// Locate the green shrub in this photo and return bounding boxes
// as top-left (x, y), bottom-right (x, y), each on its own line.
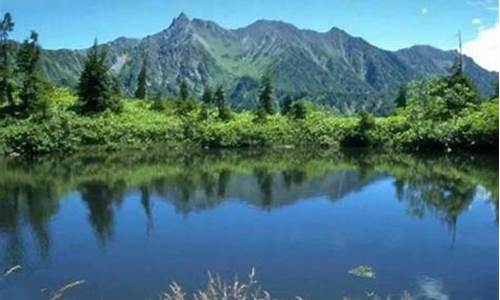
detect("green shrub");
top-left (0, 85), bottom-right (497, 156)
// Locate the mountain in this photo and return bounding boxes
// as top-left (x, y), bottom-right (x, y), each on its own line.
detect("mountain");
top-left (40, 13), bottom-right (498, 114)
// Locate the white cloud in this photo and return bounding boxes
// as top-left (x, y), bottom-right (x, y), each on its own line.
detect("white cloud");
top-left (463, 23), bottom-right (499, 71)
top-left (472, 18), bottom-right (482, 25)
top-left (421, 7), bottom-right (428, 15)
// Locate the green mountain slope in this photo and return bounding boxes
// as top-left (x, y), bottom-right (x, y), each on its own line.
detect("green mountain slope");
top-left (40, 13), bottom-right (498, 113)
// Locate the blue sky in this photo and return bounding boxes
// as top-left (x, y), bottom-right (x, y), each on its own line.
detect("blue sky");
top-left (1, 0), bottom-right (499, 69)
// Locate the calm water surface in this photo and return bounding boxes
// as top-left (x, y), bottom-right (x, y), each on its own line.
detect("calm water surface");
top-left (0, 150), bottom-right (498, 300)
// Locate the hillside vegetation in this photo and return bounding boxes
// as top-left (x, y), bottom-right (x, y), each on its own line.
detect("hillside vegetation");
top-left (0, 81), bottom-right (497, 156)
top-left (0, 12), bottom-right (498, 156)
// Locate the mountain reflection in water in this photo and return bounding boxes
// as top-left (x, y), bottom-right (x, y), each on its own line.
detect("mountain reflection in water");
top-left (0, 149), bottom-right (498, 300)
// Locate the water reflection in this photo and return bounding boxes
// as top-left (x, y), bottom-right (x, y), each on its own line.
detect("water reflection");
top-left (0, 149), bottom-right (498, 266)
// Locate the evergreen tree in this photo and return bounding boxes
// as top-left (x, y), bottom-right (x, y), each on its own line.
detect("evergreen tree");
top-left (77, 40), bottom-right (121, 113)
top-left (0, 12), bottom-right (16, 107)
top-left (17, 31), bottom-right (47, 113)
top-left (179, 80), bottom-right (189, 101)
top-left (151, 91), bottom-right (165, 111)
top-left (214, 85), bottom-right (230, 121)
top-left (134, 56), bottom-right (147, 99)
top-left (355, 111), bottom-right (375, 146)
top-left (202, 85), bottom-right (214, 105)
top-left (492, 79), bottom-right (499, 100)
top-left (258, 75), bottom-right (275, 116)
top-left (444, 58), bottom-right (479, 109)
top-left (112, 76), bottom-right (122, 98)
top-left (289, 101), bottom-right (307, 120)
top-left (395, 84), bottom-right (407, 108)
top-left (281, 95), bottom-right (293, 115)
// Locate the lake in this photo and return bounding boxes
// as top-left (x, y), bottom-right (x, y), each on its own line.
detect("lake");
top-left (0, 149), bottom-right (498, 300)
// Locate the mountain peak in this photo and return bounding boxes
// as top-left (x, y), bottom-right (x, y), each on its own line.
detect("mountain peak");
top-left (41, 14), bottom-right (497, 112)
top-left (170, 12), bottom-right (190, 28)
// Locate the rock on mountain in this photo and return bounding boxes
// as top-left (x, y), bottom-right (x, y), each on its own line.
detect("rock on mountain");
top-left (40, 13), bottom-right (498, 114)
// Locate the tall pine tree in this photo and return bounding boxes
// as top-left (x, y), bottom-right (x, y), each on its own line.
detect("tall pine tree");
top-left (17, 31), bottom-right (47, 113)
top-left (135, 56), bottom-right (147, 99)
top-left (179, 80), bottom-right (189, 101)
top-left (258, 75), bottom-right (275, 116)
top-left (0, 13), bottom-right (15, 107)
top-left (202, 85), bottom-right (214, 105)
top-left (77, 40), bottom-right (121, 113)
top-left (395, 84), bottom-right (407, 108)
top-left (215, 85), bottom-right (230, 121)
top-left (281, 95), bottom-right (293, 115)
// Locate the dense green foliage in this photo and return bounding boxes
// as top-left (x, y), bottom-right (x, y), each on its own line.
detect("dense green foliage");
top-left (77, 40), bottom-right (122, 113)
top-left (0, 79), bottom-right (497, 156)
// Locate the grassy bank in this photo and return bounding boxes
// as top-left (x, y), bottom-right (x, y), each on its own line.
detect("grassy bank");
top-left (0, 87), bottom-right (497, 156)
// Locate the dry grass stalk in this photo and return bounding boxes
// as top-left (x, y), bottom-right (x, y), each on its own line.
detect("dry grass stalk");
top-left (3, 265), bottom-right (22, 278)
top-left (162, 269), bottom-right (415, 300)
top-left (49, 279), bottom-right (86, 300)
top-left (162, 268), bottom-right (272, 300)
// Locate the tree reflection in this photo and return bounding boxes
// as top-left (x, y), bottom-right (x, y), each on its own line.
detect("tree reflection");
top-left (282, 169), bottom-right (307, 190)
top-left (217, 169), bottom-right (231, 198)
top-left (253, 167), bottom-right (274, 208)
top-left (140, 185), bottom-right (154, 235)
top-left (79, 180), bottom-right (127, 244)
top-left (0, 176), bottom-right (59, 265)
top-left (0, 149), bottom-right (497, 261)
top-left (390, 158), bottom-right (484, 230)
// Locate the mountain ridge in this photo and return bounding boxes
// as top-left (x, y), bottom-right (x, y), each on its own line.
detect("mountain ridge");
top-left (40, 13), bottom-right (498, 113)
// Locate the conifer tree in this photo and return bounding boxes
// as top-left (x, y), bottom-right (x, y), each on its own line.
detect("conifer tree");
top-left (0, 13), bottom-right (15, 107)
top-left (135, 56), bottom-right (147, 99)
top-left (17, 31), bottom-right (46, 113)
top-left (179, 80), bottom-right (189, 101)
top-left (258, 75), bottom-right (275, 116)
top-left (215, 85), bottom-right (230, 121)
top-left (77, 40), bottom-right (121, 113)
top-left (202, 85), bottom-right (214, 105)
top-left (395, 84), bottom-right (407, 108)
top-left (281, 95), bottom-right (293, 115)
top-left (290, 101), bottom-right (307, 120)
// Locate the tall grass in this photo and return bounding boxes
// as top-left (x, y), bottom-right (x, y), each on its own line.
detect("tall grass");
top-left (162, 269), bottom-right (272, 300)
top-left (161, 269), bottom-right (415, 300)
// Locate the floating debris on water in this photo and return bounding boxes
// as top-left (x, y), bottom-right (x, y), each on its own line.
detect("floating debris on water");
top-left (348, 265), bottom-right (376, 279)
top-left (3, 265), bottom-right (22, 278)
top-left (49, 280), bottom-right (86, 300)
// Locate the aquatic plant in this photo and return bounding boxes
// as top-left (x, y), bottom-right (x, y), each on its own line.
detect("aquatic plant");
top-left (348, 265), bottom-right (376, 279)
